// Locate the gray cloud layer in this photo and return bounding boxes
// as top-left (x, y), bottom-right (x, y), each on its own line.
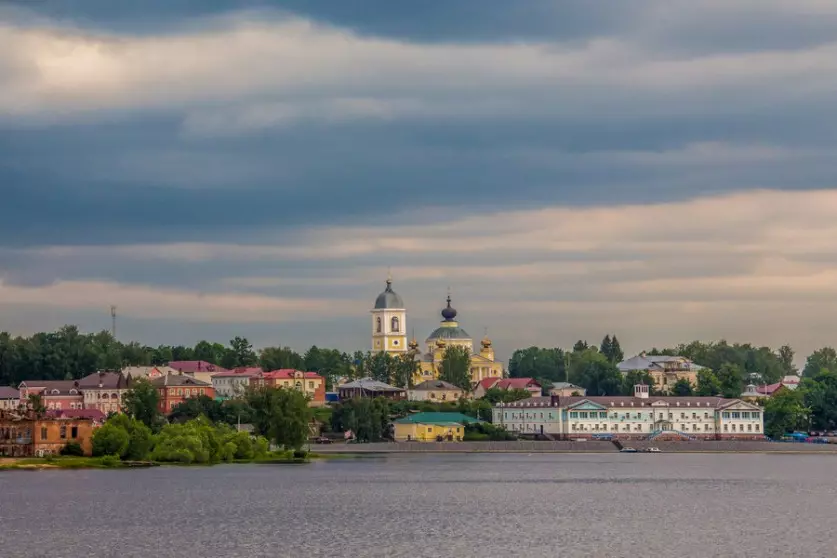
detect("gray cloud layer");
top-left (2, 2), bottom-right (836, 363)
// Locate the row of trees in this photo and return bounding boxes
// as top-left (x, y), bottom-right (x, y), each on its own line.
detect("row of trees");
top-left (119, 379), bottom-right (312, 451)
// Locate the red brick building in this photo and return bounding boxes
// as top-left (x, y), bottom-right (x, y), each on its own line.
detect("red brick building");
top-left (251, 370), bottom-right (326, 406)
top-left (151, 373), bottom-right (215, 414)
top-left (0, 409), bottom-right (102, 457)
top-left (18, 380), bottom-right (85, 411)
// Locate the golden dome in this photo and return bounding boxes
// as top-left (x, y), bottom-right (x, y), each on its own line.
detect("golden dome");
top-left (408, 338), bottom-right (419, 351)
top-left (435, 339), bottom-right (447, 349)
top-left (481, 336), bottom-right (492, 348)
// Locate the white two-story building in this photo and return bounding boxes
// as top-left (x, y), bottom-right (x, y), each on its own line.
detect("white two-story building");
top-left (492, 385), bottom-right (764, 440)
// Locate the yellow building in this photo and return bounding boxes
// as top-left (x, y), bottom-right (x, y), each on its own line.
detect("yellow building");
top-left (411, 295), bottom-right (504, 386)
top-left (369, 280), bottom-right (504, 386)
top-left (393, 412), bottom-right (481, 442)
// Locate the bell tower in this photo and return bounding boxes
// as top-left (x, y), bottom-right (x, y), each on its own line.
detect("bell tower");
top-left (370, 273), bottom-right (408, 354)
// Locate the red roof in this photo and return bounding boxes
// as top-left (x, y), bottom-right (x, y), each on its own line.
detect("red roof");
top-left (494, 378), bottom-right (541, 390)
top-left (167, 361), bottom-right (228, 374)
top-left (756, 382), bottom-right (784, 395)
top-left (477, 378), bottom-right (500, 390)
top-left (262, 369), bottom-right (323, 379)
top-left (45, 409), bottom-right (107, 421)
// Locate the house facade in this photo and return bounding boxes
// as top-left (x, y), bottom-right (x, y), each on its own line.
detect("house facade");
top-left (150, 374), bottom-right (214, 413)
top-left (250, 370), bottom-right (326, 406)
top-left (167, 361), bottom-right (228, 384)
top-left (0, 410), bottom-right (99, 457)
top-left (408, 380), bottom-right (465, 403)
top-left (337, 378), bottom-right (406, 400)
top-left (617, 353), bottom-right (704, 392)
top-left (492, 385), bottom-right (764, 440)
top-left (18, 381), bottom-right (85, 411)
top-left (473, 378), bottom-right (542, 399)
top-left (549, 382), bottom-right (586, 397)
top-left (78, 372), bottom-right (131, 414)
top-left (393, 412), bottom-right (481, 442)
top-left (0, 387), bottom-right (20, 410)
top-left (212, 367), bottom-right (263, 399)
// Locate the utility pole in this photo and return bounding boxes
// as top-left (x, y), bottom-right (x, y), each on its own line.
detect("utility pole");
top-left (110, 305), bottom-right (117, 339)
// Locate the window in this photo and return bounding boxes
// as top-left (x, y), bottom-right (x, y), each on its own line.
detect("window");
top-left (747, 424), bottom-right (752, 432)
top-left (60, 426), bottom-right (67, 439)
top-left (724, 424), bottom-right (728, 432)
top-left (742, 412), bottom-right (750, 419)
top-left (71, 426), bottom-right (78, 439)
top-left (391, 316), bottom-right (400, 332)
top-left (704, 412), bottom-right (709, 419)
top-left (427, 427), bottom-right (432, 433)
top-left (722, 412), bottom-right (730, 419)
top-left (732, 412), bottom-right (741, 419)
top-left (41, 427), bottom-right (48, 440)
top-left (681, 412), bottom-right (686, 419)
top-left (376, 317), bottom-right (382, 333)
top-left (308, 381), bottom-right (314, 389)
top-left (752, 412), bottom-right (760, 420)
top-left (755, 424), bottom-right (760, 432)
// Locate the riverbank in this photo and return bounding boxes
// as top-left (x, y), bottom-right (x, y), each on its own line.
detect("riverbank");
top-left (312, 440), bottom-right (837, 454)
top-left (0, 452), bottom-right (320, 470)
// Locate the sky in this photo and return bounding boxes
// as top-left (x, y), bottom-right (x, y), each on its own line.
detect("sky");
top-left (2, 0), bottom-right (837, 364)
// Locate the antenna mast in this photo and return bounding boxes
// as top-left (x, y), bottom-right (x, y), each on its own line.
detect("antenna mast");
top-left (110, 305), bottom-right (117, 338)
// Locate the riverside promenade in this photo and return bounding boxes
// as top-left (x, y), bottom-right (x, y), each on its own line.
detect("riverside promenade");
top-left (314, 440), bottom-right (837, 454)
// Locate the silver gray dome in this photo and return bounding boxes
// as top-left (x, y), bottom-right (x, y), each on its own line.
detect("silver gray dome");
top-left (374, 279), bottom-right (405, 309)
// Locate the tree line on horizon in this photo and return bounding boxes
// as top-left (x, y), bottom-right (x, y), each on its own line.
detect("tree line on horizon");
top-left (3, 324), bottom-right (837, 395)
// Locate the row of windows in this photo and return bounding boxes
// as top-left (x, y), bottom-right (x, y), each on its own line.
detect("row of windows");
top-left (160, 388), bottom-right (207, 397)
top-left (376, 316), bottom-right (401, 333)
top-left (41, 426), bottom-right (79, 440)
top-left (722, 411), bottom-right (761, 419)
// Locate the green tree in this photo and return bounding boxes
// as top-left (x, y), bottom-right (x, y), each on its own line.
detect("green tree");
top-left (507, 347), bottom-right (567, 383)
top-left (572, 340), bottom-right (589, 353)
top-left (331, 397), bottom-right (391, 442)
top-left (438, 345), bottom-right (472, 390)
top-left (600, 335), bottom-right (613, 361)
top-left (569, 349), bottom-right (622, 396)
top-left (610, 335), bottom-right (624, 364)
top-left (259, 346), bottom-right (304, 371)
top-left (482, 388), bottom-right (532, 405)
top-left (764, 389), bottom-right (808, 438)
top-left (777, 345), bottom-right (796, 375)
top-left (222, 337), bottom-right (257, 369)
top-left (671, 378), bottom-right (694, 396)
top-left (92, 421), bottom-right (130, 457)
top-left (621, 370), bottom-right (656, 395)
top-left (122, 378), bottom-right (163, 431)
top-left (246, 387), bottom-right (311, 450)
top-left (717, 363), bottom-right (745, 398)
top-left (803, 347), bottom-right (837, 377)
top-left (193, 340), bottom-right (220, 364)
top-left (695, 369), bottom-right (722, 396)
top-left (801, 371), bottom-right (837, 431)
top-left (392, 353), bottom-right (419, 389)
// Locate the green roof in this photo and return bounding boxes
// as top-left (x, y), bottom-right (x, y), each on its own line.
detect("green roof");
top-left (394, 412), bottom-right (482, 426)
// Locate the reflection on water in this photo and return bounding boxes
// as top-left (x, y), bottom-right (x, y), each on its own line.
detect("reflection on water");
top-left (0, 453), bottom-right (834, 557)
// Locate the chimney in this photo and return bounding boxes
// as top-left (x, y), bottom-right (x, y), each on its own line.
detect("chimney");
top-left (98, 370), bottom-right (104, 388)
top-left (198, 361), bottom-right (202, 371)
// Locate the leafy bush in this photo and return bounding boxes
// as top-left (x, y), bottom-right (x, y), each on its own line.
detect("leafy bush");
top-left (60, 442), bottom-right (85, 456)
top-left (92, 414), bottom-right (153, 459)
top-left (292, 449), bottom-right (308, 460)
top-left (150, 417), bottom-right (265, 464)
top-left (92, 422), bottom-right (130, 457)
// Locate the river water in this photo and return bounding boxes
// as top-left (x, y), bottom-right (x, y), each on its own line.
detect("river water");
top-left (0, 453), bottom-right (835, 557)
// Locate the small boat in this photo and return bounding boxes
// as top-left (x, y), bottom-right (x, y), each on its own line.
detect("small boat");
top-left (644, 447), bottom-right (661, 453)
top-left (620, 447), bottom-right (638, 453)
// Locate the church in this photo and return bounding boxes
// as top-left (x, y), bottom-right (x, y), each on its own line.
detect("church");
top-left (370, 277), bottom-right (504, 386)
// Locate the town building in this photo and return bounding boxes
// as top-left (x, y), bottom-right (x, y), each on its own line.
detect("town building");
top-left (492, 385), bottom-right (764, 440)
top-left (0, 387), bottom-right (20, 410)
top-left (473, 378), bottom-right (542, 399)
top-left (0, 409), bottom-right (100, 457)
top-left (212, 367), bottom-right (263, 399)
top-left (393, 412), bottom-right (481, 442)
top-left (150, 374), bottom-right (214, 414)
top-left (549, 382), bottom-right (586, 397)
top-left (369, 278), bottom-right (504, 386)
top-left (18, 380), bottom-right (84, 411)
top-left (121, 366), bottom-right (180, 380)
top-left (167, 361), bottom-right (228, 384)
top-left (78, 371), bottom-right (131, 414)
top-left (408, 380), bottom-right (465, 403)
top-left (617, 352), bottom-right (705, 392)
top-left (337, 378), bottom-right (406, 400)
top-left (250, 369), bottom-right (326, 406)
